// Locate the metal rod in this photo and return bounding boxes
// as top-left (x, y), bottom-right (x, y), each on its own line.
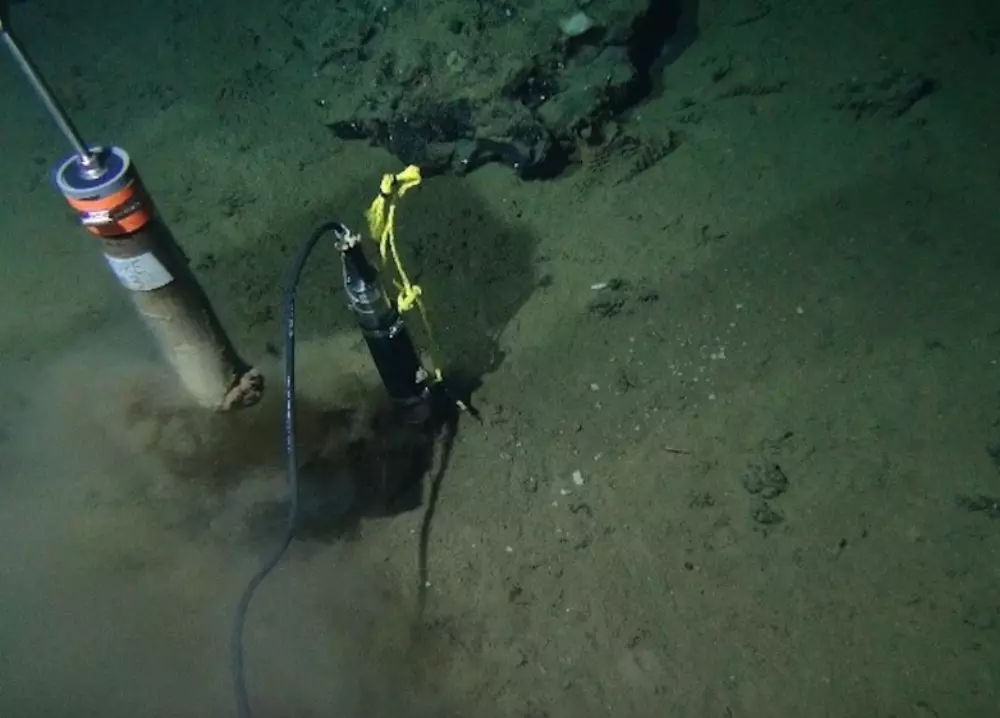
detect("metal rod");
top-left (0, 27), bottom-right (98, 170)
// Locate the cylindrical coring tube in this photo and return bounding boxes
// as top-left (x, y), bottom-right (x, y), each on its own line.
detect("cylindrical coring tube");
top-left (342, 243), bottom-right (431, 423)
top-left (55, 147), bottom-right (263, 411)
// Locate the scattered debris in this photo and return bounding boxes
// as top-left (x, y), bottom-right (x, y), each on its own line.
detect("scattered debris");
top-left (750, 497), bottom-right (783, 525)
top-left (741, 460), bottom-right (789, 499)
top-left (955, 494), bottom-right (1000, 519)
top-left (740, 460), bottom-right (790, 526)
top-left (574, 129), bottom-right (678, 194)
top-left (586, 278), bottom-right (660, 319)
top-left (832, 69), bottom-right (937, 119)
top-left (688, 490), bottom-right (715, 509)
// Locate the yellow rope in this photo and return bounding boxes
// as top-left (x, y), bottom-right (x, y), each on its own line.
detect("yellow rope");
top-left (364, 165), bottom-right (444, 382)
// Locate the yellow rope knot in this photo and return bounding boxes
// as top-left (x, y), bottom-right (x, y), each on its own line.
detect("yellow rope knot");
top-left (397, 284), bottom-right (422, 313)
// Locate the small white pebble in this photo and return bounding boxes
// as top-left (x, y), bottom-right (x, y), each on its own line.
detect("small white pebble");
top-left (589, 383), bottom-right (600, 391)
top-left (591, 282), bottom-right (609, 290)
top-left (572, 470), bottom-right (585, 486)
top-left (505, 546), bottom-right (513, 553)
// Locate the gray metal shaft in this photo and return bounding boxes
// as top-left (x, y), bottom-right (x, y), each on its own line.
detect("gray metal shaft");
top-left (1, 28), bottom-right (97, 168)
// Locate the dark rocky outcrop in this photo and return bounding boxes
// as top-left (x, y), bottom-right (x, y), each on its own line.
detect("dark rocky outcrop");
top-left (284, 0), bottom-right (685, 178)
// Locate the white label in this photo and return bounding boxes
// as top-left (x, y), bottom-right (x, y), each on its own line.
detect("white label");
top-left (81, 209), bottom-right (112, 226)
top-left (104, 252), bottom-right (174, 291)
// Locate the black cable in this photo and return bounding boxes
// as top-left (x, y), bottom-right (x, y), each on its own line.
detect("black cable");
top-left (229, 220), bottom-right (348, 718)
